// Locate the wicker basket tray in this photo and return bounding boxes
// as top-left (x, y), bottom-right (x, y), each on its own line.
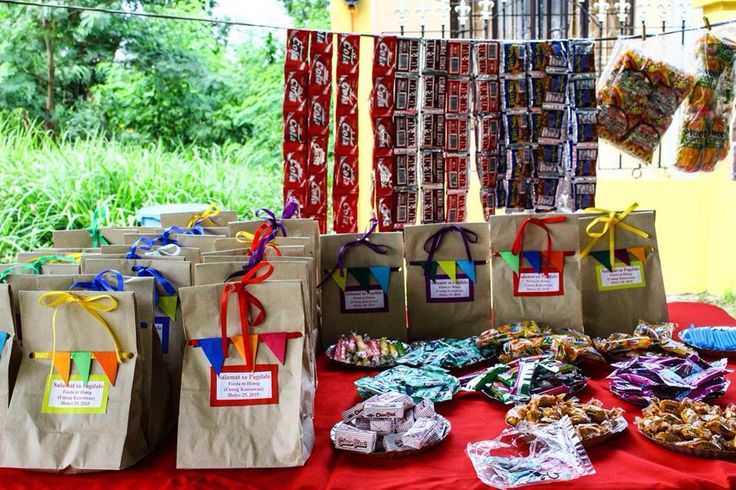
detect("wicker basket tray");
top-left (330, 415), bottom-right (451, 458)
top-left (639, 428), bottom-right (736, 460)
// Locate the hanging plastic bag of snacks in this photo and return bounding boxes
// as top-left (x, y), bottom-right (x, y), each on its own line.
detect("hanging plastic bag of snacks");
top-left (675, 30), bottom-right (736, 172)
top-left (597, 38), bottom-right (696, 164)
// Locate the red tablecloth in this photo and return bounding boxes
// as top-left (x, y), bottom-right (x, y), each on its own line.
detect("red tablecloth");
top-left (6, 302), bottom-right (736, 489)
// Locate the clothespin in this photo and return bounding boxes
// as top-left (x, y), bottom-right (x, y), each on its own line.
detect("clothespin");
top-left (703, 16), bottom-right (712, 31)
top-left (641, 21), bottom-right (647, 40)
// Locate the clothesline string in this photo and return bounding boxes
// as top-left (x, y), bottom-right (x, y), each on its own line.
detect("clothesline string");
top-left (2, 0), bottom-right (736, 43)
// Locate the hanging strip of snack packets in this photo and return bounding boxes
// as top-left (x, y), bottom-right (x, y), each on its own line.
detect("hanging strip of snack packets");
top-left (333, 34), bottom-right (361, 233)
top-left (445, 40), bottom-right (473, 223)
top-left (419, 39), bottom-right (448, 224)
top-left (282, 29), bottom-right (311, 215)
top-left (303, 31), bottom-right (333, 234)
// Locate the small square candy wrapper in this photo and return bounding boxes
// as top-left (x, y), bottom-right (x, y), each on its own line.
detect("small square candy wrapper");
top-left (369, 418), bottom-right (395, 435)
top-left (394, 410), bottom-right (415, 433)
top-left (363, 392), bottom-right (414, 419)
top-left (413, 398), bottom-right (435, 418)
top-left (334, 423), bottom-right (378, 453)
top-left (383, 432), bottom-right (412, 452)
top-left (402, 416), bottom-right (442, 449)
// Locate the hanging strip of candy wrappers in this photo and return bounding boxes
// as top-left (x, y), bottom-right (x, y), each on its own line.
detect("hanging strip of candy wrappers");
top-left (282, 29), bottom-right (311, 214)
top-left (372, 36), bottom-right (419, 231)
top-left (333, 34), bottom-right (361, 233)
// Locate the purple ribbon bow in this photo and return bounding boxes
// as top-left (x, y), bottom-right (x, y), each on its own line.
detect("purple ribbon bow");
top-left (336, 217), bottom-right (388, 275)
top-left (423, 225), bottom-right (478, 277)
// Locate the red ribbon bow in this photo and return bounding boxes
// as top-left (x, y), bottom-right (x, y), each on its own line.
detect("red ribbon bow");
top-left (219, 260), bottom-right (274, 370)
top-left (511, 216), bottom-right (566, 275)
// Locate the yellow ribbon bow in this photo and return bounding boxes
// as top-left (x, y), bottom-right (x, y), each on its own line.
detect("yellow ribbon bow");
top-left (187, 202), bottom-right (221, 228)
top-left (235, 231), bottom-right (281, 254)
top-left (579, 202), bottom-right (650, 269)
top-left (38, 292), bottom-right (124, 381)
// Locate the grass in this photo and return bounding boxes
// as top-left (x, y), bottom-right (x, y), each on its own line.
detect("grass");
top-left (0, 117), bottom-right (282, 261)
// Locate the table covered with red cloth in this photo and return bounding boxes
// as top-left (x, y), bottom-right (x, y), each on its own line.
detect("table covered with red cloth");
top-left (5, 302), bottom-right (736, 489)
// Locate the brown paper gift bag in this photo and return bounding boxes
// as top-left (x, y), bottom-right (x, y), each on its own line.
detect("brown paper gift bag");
top-left (1, 290), bottom-right (147, 472)
top-left (404, 223), bottom-right (492, 340)
top-left (35, 272), bottom-right (172, 449)
top-left (192, 259), bottom-right (317, 418)
top-left (319, 224), bottom-right (406, 347)
top-left (578, 204), bottom-right (668, 338)
top-left (82, 258), bottom-right (191, 405)
top-left (491, 214), bottom-right (583, 331)
top-left (0, 285), bottom-right (21, 444)
top-left (177, 264), bottom-right (313, 468)
top-left (53, 227), bottom-right (158, 248)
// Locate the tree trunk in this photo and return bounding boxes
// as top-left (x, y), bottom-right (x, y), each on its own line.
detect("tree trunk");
top-left (43, 19), bottom-right (55, 132)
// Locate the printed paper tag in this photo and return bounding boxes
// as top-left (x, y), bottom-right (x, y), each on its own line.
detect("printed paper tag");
top-left (427, 274), bottom-right (474, 303)
top-left (340, 285), bottom-right (388, 313)
top-left (514, 267), bottom-right (564, 296)
top-left (154, 316), bottom-right (170, 354)
top-left (596, 260), bottom-right (646, 291)
top-left (42, 374), bottom-right (109, 414)
top-left (210, 364), bottom-right (279, 407)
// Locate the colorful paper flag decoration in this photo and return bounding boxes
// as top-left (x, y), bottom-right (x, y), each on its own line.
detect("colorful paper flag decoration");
top-left (421, 261), bottom-right (439, 281)
top-left (544, 251), bottom-right (564, 273)
top-left (94, 351), bottom-right (119, 385)
top-left (330, 268), bottom-right (347, 291)
top-left (249, 334), bottom-right (258, 367)
top-left (231, 335), bottom-right (246, 365)
top-left (196, 338), bottom-right (225, 376)
top-left (499, 251), bottom-right (520, 273)
top-left (456, 259), bottom-right (476, 283)
top-left (52, 352), bottom-right (71, 385)
top-left (71, 351), bottom-right (92, 386)
top-left (589, 250), bottom-right (613, 271)
top-left (0, 332), bottom-right (8, 357)
top-left (628, 246), bottom-right (648, 264)
top-left (437, 260), bottom-right (457, 283)
top-left (348, 267), bottom-right (372, 291)
top-left (368, 266), bottom-right (391, 293)
top-left (615, 248), bottom-right (631, 266)
top-left (158, 294), bottom-right (178, 321)
top-left (522, 251), bottom-right (542, 273)
top-left (260, 332), bottom-right (288, 364)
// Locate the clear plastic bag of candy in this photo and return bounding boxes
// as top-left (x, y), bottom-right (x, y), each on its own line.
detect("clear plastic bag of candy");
top-left (597, 37), bottom-right (696, 164)
top-left (467, 416), bottom-right (595, 488)
top-left (675, 29), bottom-right (736, 172)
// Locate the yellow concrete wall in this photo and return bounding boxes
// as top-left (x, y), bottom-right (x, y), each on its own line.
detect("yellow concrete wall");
top-left (330, 0), bottom-right (736, 296)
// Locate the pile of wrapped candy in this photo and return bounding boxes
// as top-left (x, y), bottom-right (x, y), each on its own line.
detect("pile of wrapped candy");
top-left (461, 356), bottom-right (588, 404)
top-left (476, 320), bottom-right (604, 365)
top-left (505, 394), bottom-right (627, 446)
top-left (680, 326), bottom-right (736, 352)
top-left (355, 365), bottom-right (461, 402)
top-left (597, 47), bottom-right (696, 163)
top-left (328, 333), bottom-right (408, 368)
top-left (637, 398), bottom-right (736, 452)
top-left (608, 354), bottom-right (730, 406)
top-left (594, 321), bottom-right (695, 362)
top-left (397, 337), bottom-right (494, 370)
top-left (333, 393), bottom-right (449, 454)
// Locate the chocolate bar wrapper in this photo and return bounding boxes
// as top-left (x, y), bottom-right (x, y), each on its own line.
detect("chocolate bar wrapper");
top-left (394, 114), bottom-right (418, 149)
top-left (477, 115), bottom-right (501, 151)
top-left (334, 424), bottom-right (378, 453)
top-left (423, 39), bottom-right (448, 72)
top-left (397, 38), bottom-right (421, 74)
top-left (474, 41), bottom-right (500, 76)
top-left (421, 188), bottom-right (445, 224)
top-left (382, 432), bottom-right (412, 452)
top-left (420, 151), bottom-right (445, 186)
top-left (501, 42), bottom-right (527, 77)
top-left (413, 398), bottom-right (436, 418)
top-left (394, 410), bottom-right (415, 433)
top-left (422, 74), bottom-right (447, 112)
top-left (446, 78), bottom-right (471, 114)
top-left (369, 418), bottom-right (395, 435)
top-left (569, 76), bottom-right (596, 108)
top-left (572, 109), bottom-right (598, 144)
top-left (572, 146), bottom-right (598, 178)
top-left (534, 178), bottom-right (560, 212)
top-left (446, 191), bottom-right (467, 223)
top-left (571, 178), bottom-right (596, 211)
top-left (475, 79), bottom-right (501, 113)
top-left (394, 189), bottom-right (418, 229)
top-left (569, 40), bottom-right (596, 75)
top-left (480, 186), bottom-right (497, 221)
top-left (448, 40), bottom-right (472, 76)
top-left (363, 392), bottom-right (411, 418)
top-left (421, 113), bottom-right (446, 148)
top-left (395, 75), bottom-right (419, 113)
top-left (402, 416), bottom-right (440, 449)
top-left (476, 151), bottom-right (499, 187)
top-left (501, 78), bottom-right (528, 111)
top-left (445, 116), bottom-right (470, 152)
top-left (536, 144), bottom-right (565, 178)
top-left (395, 152), bottom-right (418, 187)
top-left (342, 395), bottom-right (375, 422)
top-left (445, 153), bottom-right (469, 190)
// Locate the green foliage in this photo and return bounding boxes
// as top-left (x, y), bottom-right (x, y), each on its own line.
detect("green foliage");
top-left (0, 116), bottom-right (281, 261)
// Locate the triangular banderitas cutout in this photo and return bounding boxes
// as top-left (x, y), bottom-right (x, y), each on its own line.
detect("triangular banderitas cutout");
top-left (437, 260), bottom-right (457, 283)
top-left (456, 259), bottom-right (476, 283)
top-left (260, 332), bottom-right (288, 364)
top-left (52, 352), bottom-right (71, 385)
top-left (229, 335), bottom-right (259, 369)
top-left (0, 332), bottom-right (8, 356)
top-left (368, 266), bottom-right (391, 293)
top-left (543, 251), bottom-right (564, 273)
top-left (499, 251), bottom-right (520, 273)
top-left (627, 246), bottom-right (648, 265)
top-left (93, 351), bottom-right (119, 385)
top-left (71, 351), bottom-right (92, 386)
top-left (589, 250), bottom-right (613, 271)
top-left (522, 251), bottom-right (542, 273)
top-left (330, 268), bottom-right (347, 291)
top-left (348, 267), bottom-right (372, 290)
top-left (614, 248), bottom-right (631, 266)
top-left (158, 294), bottom-right (178, 321)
